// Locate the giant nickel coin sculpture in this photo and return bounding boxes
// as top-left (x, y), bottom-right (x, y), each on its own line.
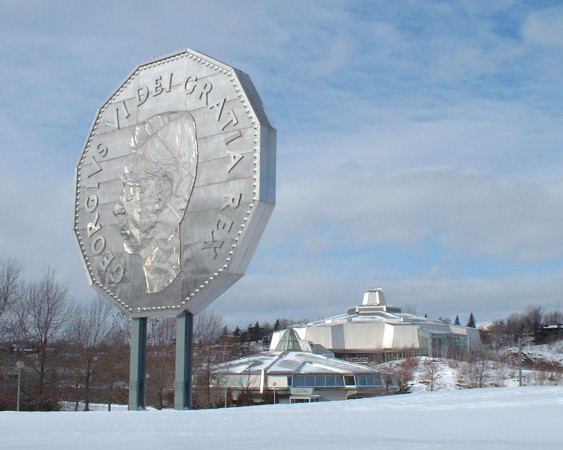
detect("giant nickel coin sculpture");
top-left (74, 49), bottom-right (275, 318)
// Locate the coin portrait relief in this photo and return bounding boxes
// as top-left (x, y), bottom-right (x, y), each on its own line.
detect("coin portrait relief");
top-left (74, 49), bottom-right (276, 317)
top-left (113, 111), bottom-right (198, 294)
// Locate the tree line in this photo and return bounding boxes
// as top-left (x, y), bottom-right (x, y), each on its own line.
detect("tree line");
top-left (0, 257), bottom-right (130, 410)
top-left (3, 255), bottom-right (561, 411)
top-left (0, 256), bottom-right (294, 411)
top-left (484, 305), bottom-right (563, 346)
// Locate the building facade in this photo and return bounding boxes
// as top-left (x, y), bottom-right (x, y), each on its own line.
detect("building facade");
top-left (270, 289), bottom-right (482, 362)
top-left (213, 328), bottom-right (397, 403)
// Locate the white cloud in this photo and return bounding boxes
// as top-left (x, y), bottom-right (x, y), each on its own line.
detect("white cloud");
top-left (1, 1), bottom-right (563, 329)
top-left (269, 166), bottom-right (563, 263)
top-left (523, 7), bottom-right (563, 47)
top-left (211, 262), bottom-right (563, 328)
top-left (388, 271), bottom-right (563, 322)
top-left (310, 37), bottom-right (354, 77)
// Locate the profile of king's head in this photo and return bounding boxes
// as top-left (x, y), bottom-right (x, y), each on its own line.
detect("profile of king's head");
top-left (113, 111), bottom-right (198, 294)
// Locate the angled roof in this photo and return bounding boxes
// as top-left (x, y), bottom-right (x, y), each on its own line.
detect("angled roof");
top-left (214, 351), bottom-right (377, 376)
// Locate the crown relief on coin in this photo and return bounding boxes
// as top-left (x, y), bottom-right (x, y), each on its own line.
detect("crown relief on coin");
top-left (74, 49), bottom-right (276, 317)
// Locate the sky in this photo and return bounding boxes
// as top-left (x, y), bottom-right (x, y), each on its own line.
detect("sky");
top-left (1, 387), bottom-right (562, 448)
top-left (2, 0), bottom-right (563, 328)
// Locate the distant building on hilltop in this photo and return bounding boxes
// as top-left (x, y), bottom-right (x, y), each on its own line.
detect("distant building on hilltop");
top-left (270, 289), bottom-right (482, 362)
top-left (534, 324), bottom-right (563, 345)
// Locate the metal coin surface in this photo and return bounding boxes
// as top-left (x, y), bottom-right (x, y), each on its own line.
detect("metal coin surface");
top-left (74, 49), bottom-right (275, 317)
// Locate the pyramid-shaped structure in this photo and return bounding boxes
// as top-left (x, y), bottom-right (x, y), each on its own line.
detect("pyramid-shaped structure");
top-left (274, 328), bottom-right (311, 352)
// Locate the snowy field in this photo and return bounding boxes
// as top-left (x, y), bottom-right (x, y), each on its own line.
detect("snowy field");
top-left (1, 387), bottom-right (562, 449)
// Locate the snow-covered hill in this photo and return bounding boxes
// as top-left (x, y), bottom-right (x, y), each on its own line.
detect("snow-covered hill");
top-left (1, 387), bottom-right (562, 449)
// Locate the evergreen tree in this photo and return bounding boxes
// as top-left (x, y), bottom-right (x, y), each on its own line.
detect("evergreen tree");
top-left (254, 321), bottom-right (260, 341)
top-left (454, 315), bottom-right (460, 326)
top-left (274, 319), bottom-right (280, 331)
top-left (466, 313), bottom-right (476, 328)
top-left (246, 323), bottom-right (254, 341)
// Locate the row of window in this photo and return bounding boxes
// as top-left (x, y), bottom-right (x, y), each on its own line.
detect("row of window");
top-left (290, 374), bottom-right (381, 388)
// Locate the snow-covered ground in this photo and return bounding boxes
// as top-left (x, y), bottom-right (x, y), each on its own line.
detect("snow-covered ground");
top-left (1, 387), bottom-right (562, 449)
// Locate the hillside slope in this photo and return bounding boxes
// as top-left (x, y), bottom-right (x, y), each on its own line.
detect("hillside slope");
top-left (376, 341), bottom-right (563, 393)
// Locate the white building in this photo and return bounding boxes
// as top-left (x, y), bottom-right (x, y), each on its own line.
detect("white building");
top-left (270, 289), bottom-right (481, 362)
top-left (214, 328), bottom-right (396, 403)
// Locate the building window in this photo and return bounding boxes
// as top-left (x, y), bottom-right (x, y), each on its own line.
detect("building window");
top-left (356, 375), bottom-right (367, 386)
top-left (291, 375), bottom-right (347, 388)
top-left (354, 375), bottom-right (381, 386)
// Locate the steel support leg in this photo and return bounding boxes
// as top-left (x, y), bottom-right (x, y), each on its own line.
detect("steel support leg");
top-left (175, 311), bottom-right (193, 410)
top-left (128, 317), bottom-right (147, 410)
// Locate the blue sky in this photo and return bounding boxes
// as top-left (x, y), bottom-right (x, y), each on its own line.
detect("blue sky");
top-left (2, 0), bottom-right (563, 327)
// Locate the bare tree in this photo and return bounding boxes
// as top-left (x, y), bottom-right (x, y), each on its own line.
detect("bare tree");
top-left (543, 310), bottom-right (563, 324)
top-left (422, 359), bottom-right (439, 392)
top-left (147, 317), bottom-right (175, 409)
top-left (523, 305), bottom-right (542, 334)
top-left (382, 371), bottom-right (394, 395)
top-left (13, 268), bottom-right (70, 410)
top-left (393, 355), bottom-right (419, 394)
top-left (66, 296), bottom-right (114, 411)
top-left (233, 366), bottom-right (256, 406)
top-left (505, 312), bottom-right (524, 345)
top-left (461, 350), bottom-right (491, 389)
top-left (193, 310), bottom-right (227, 409)
top-left (0, 257), bottom-right (23, 338)
top-left (98, 311), bottom-right (130, 410)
